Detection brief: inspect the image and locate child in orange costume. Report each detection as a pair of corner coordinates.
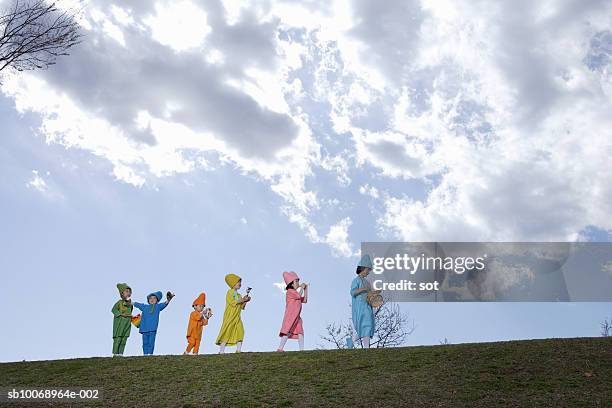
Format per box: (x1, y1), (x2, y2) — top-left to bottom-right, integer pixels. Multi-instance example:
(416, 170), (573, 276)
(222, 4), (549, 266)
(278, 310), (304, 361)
(184, 293), (213, 355)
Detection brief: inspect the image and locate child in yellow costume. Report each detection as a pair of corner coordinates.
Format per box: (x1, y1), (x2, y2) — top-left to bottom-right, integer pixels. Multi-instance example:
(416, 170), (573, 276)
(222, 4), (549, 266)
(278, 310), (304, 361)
(184, 292), (213, 355)
(215, 274), (251, 353)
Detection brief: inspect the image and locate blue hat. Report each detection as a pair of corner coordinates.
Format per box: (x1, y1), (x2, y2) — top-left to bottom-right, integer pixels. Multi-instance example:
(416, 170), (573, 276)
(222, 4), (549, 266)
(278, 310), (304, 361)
(358, 254), (373, 269)
(147, 291), (163, 302)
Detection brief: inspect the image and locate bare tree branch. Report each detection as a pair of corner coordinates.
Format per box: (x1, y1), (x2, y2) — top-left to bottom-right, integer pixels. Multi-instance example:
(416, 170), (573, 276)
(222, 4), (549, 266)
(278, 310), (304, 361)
(601, 318), (611, 337)
(370, 299), (416, 348)
(319, 321), (354, 349)
(319, 299), (415, 349)
(0, 0), (82, 76)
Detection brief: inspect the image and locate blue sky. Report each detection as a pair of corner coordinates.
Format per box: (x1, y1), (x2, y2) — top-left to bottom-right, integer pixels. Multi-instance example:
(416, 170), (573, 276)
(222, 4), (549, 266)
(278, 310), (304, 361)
(1, 0), (612, 362)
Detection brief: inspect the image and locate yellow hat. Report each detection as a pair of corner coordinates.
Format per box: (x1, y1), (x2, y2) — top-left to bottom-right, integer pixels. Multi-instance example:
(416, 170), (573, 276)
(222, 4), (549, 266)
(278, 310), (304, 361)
(224, 274), (241, 288)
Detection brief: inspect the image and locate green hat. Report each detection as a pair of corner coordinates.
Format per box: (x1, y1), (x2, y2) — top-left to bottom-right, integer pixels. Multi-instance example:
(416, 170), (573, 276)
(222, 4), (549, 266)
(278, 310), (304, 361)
(117, 283), (131, 295)
(358, 254), (373, 269)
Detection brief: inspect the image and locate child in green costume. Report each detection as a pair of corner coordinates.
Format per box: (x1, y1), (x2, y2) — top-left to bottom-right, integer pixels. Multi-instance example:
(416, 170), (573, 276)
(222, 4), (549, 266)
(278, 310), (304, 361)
(111, 283), (133, 357)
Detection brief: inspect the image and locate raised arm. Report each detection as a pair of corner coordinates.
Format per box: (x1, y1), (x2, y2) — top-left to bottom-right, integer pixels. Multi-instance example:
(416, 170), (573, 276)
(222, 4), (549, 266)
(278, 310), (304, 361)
(133, 302), (147, 311)
(291, 287), (308, 304)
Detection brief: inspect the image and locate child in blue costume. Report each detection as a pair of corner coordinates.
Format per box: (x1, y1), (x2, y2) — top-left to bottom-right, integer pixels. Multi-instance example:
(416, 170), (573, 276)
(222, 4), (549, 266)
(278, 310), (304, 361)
(350, 255), (375, 348)
(134, 291), (174, 355)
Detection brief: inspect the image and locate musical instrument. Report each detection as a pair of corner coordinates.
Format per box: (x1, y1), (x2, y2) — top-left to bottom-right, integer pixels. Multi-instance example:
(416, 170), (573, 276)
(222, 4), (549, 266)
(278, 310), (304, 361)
(131, 314), (141, 328)
(242, 287), (252, 309)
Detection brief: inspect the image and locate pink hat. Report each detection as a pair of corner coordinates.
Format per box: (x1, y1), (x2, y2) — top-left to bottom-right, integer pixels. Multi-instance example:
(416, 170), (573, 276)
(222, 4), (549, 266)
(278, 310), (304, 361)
(282, 271), (299, 285)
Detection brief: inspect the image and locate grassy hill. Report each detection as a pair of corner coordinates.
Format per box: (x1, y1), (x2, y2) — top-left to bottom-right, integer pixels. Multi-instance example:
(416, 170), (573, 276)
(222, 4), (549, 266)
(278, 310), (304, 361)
(1, 337), (611, 407)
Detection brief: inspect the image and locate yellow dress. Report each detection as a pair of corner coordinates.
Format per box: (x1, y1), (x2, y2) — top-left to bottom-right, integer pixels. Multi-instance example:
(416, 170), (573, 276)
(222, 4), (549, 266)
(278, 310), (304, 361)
(215, 289), (245, 345)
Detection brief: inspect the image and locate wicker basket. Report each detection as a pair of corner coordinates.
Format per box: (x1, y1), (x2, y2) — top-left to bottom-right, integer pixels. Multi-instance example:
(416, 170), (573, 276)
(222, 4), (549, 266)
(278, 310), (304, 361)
(367, 290), (384, 308)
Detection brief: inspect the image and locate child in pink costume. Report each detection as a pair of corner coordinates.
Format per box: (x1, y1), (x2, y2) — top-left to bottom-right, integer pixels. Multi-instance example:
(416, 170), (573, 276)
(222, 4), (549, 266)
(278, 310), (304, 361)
(277, 271), (308, 351)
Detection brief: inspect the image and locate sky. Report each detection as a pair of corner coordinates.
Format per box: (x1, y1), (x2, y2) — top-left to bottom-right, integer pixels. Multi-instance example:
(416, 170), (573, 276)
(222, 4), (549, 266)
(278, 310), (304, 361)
(1, 0), (611, 362)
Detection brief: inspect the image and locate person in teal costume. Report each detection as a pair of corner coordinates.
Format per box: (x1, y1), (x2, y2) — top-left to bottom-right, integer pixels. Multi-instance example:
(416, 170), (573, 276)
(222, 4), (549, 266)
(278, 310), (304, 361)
(134, 291), (173, 355)
(350, 254), (375, 348)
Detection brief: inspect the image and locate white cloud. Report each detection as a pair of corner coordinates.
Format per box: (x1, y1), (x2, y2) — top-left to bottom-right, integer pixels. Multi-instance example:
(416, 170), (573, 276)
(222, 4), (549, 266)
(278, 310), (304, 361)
(112, 165), (146, 188)
(205, 48), (225, 65)
(323, 217), (355, 257)
(310, 0), (612, 241)
(273, 281), (285, 294)
(282, 212), (356, 257)
(102, 19), (126, 46)
(4, 0), (612, 255)
(26, 170), (63, 200)
(143, 0), (212, 51)
(0, 0), (340, 252)
(353, 129), (442, 179)
(320, 155), (351, 186)
(359, 184), (379, 199)
(27, 170), (48, 193)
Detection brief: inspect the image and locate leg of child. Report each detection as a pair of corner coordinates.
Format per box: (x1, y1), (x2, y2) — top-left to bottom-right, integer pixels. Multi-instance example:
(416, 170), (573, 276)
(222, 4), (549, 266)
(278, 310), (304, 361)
(185, 338), (195, 354)
(236, 341), (242, 353)
(193, 338), (201, 355)
(219, 342), (226, 354)
(117, 337), (128, 355)
(362, 336), (370, 348)
(277, 335), (288, 351)
(298, 334), (304, 351)
(113, 337), (121, 355)
(143, 332), (156, 355)
(149, 332), (157, 354)
(142, 333), (150, 355)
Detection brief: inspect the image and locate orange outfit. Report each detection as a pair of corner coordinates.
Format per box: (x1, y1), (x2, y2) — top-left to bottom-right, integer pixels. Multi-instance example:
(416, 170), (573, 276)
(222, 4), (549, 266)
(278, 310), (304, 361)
(186, 311), (208, 354)
(185, 293), (209, 354)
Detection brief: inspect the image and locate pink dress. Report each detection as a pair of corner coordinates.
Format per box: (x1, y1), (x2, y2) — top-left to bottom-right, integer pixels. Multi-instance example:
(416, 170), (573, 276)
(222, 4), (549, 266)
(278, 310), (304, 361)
(279, 288), (305, 338)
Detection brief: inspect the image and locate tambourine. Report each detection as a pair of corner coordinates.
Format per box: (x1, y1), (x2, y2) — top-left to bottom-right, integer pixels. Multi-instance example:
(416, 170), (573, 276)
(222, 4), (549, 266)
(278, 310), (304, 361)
(367, 290), (384, 308)
(131, 314), (141, 328)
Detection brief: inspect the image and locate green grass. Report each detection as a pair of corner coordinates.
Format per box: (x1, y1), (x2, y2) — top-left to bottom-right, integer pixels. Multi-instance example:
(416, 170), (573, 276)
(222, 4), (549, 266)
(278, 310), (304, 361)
(1, 337), (611, 407)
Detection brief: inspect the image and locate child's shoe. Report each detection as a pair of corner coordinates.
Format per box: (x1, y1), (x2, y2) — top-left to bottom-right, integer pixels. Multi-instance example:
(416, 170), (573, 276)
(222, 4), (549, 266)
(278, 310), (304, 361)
(276, 349), (284, 352)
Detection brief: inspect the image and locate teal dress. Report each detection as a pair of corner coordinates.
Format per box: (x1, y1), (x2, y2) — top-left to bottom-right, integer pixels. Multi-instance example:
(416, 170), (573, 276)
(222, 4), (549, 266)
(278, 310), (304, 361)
(351, 276), (375, 338)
